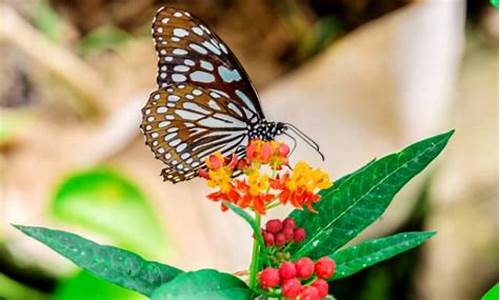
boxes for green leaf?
[225,203,265,251]
[53,271,145,300]
[151,269,251,300]
[290,130,453,259]
[331,231,436,280]
[482,283,499,300]
[80,26,131,57]
[34,0,62,42]
[490,0,499,9]
[13,225,182,297]
[50,167,167,258]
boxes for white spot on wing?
[173,28,189,37]
[172,74,187,82]
[174,65,190,72]
[192,27,203,36]
[208,100,220,110]
[156,107,168,113]
[173,49,188,55]
[200,60,214,71]
[217,66,241,83]
[168,95,180,102]
[159,121,170,127]
[189,43,208,54]
[202,41,221,55]
[190,71,215,83]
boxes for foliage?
[15,131,453,299]
[482,283,499,300]
[14,225,181,297]
[50,167,167,258]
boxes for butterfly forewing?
[152,7,264,119]
[141,84,251,183]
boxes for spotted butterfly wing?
[151,7,264,119]
[141,7,284,183]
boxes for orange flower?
[243,140,289,171]
[200,140,331,214]
[270,161,332,211]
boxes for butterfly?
[140,6,323,183]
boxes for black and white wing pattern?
[141,84,252,183]
[151,6,264,119]
[141,6,284,184]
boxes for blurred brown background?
[0,0,498,299]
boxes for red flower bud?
[295,257,315,280]
[208,154,223,169]
[265,219,283,234]
[279,261,297,280]
[314,257,335,279]
[261,143,273,162]
[283,227,294,242]
[282,217,296,229]
[198,168,210,179]
[312,279,329,298]
[282,278,301,298]
[300,286,320,300]
[275,233,287,247]
[293,228,306,243]
[259,267,280,289]
[279,143,290,157]
[263,231,275,247]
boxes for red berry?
[282,278,302,298]
[300,286,320,300]
[283,227,294,242]
[293,228,306,243]
[263,231,275,247]
[279,261,297,280]
[312,279,329,298]
[295,257,314,280]
[283,217,296,229]
[266,219,283,234]
[259,267,280,289]
[275,233,287,247]
[314,257,335,279]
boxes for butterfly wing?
[141,84,250,183]
[152,6,264,120]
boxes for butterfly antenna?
[284,123,325,161]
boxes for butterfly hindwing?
[152,6,264,120]
[141,84,251,183]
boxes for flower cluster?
[200,140,332,214]
[259,256,336,299]
[262,217,306,248]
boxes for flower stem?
[248,213,262,292]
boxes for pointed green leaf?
[290,130,453,259]
[331,231,436,280]
[50,167,167,258]
[151,269,251,300]
[482,283,499,300]
[14,225,182,297]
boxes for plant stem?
[248,213,262,292]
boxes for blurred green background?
[0,0,497,299]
